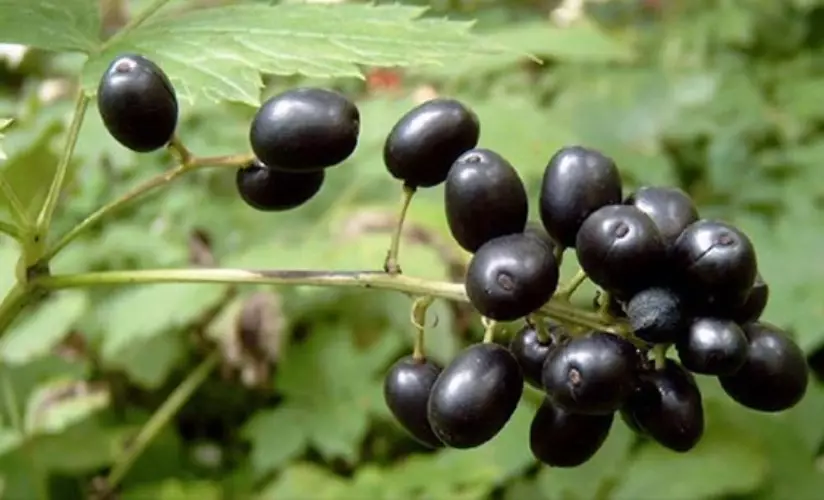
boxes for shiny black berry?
[445,148,528,252]
[530,397,614,467]
[625,186,699,247]
[97,53,178,153]
[626,288,684,344]
[384,98,480,188]
[730,273,769,324]
[427,343,524,448]
[539,146,623,248]
[542,332,639,415]
[249,88,360,171]
[575,205,666,296]
[235,160,324,211]
[671,220,757,309]
[509,321,565,389]
[719,322,809,412]
[465,233,560,321]
[676,318,747,375]
[383,356,443,448]
[624,360,704,452]
[523,221,559,253]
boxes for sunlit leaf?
[0,0,100,53]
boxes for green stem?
[410,296,433,360]
[35,93,89,242]
[0,172,29,228]
[653,344,668,370]
[104,351,220,492]
[557,269,588,300]
[529,314,551,343]
[32,268,627,335]
[383,183,417,275]
[0,220,20,240]
[482,319,497,343]
[0,283,35,336]
[100,0,176,50]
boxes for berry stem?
[482,318,497,343]
[653,344,668,370]
[557,269,588,300]
[529,314,551,343]
[103,350,220,493]
[0,220,20,240]
[167,135,193,165]
[410,296,434,360]
[0,283,38,337]
[383,183,417,275]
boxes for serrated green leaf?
[24,379,110,436]
[0,0,100,53]
[242,325,402,474]
[82,3,507,106]
[0,291,88,365]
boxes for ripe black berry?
[465,233,560,321]
[444,148,528,252]
[249,88,360,171]
[625,186,698,247]
[671,220,757,309]
[383,98,480,188]
[719,322,809,412]
[539,146,623,248]
[623,360,704,452]
[730,273,769,324]
[427,343,524,448]
[675,318,747,375]
[542,332,639,415]
[97,53,178,153]
[626,288,684,344]
[530,397,614,467]
[383,356,443,448]
[235,160,324,211]
[575,205,666,296]
[509,321,564,389]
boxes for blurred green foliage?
[1,0,824,499]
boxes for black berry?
[523,221,559,253]
[97,53,178,153]
[626,288,684,344]
[530,397,614,467]
[539,146,623,248]
[444,148,528,252]
[427,343,524,448]
[465,233,560,321]
[509,321,564,389]
[625,186,699,247]
[676,318,747,375]
[623,360,704,452]
[383,356,443,448]
[730,273,769,324]
[235,160,324,211]
[249,88,360,171]
[719,322,809,412]
[671,220,757,309]
[383,98,480,188]
[542,332,639,415]
[575,205,666,296]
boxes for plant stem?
[410,296,433,360]
[529,314,551,343]
[35,93,89,243]
[104,351,219,492]
[557,269,588,300]
[482,319,497,343]
[0,220,20,240]
[0,172,29,228]
[0,283,35,336]
[653,344,668,370]
[100,0,176,50]
[32,268,627,335]
[383,184,416,274]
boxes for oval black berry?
[530,397,614,467]
[625,186,699,247]
[575,205,666,296]
[730,273,769,324]
[626,287,684,344]
[671,220,757,309]
[249,88,360,171]
[676,318,747,375]
[97,53,178,153]
[235,160,324,211]
[427,343,524,448]
[384,98,480,188]
[444,148,528,252]
[465,233,560,321]
[624,360,704,452]
[383,356,443,448]
[539,146,623,248]
[719,322,809,412]
[509,321,564,389]
[542,332,639,415]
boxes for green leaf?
[0,290,88,365]
[0,428,23,459]
[260,463,347,500]
[122,479,222,500]
[242,325,402,474]
[82,3,506,106]
[0,119,10,161]
[0,0,100,53]
[23,379,110,436]
[102,332,186,390]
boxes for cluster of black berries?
[97,54,810,467]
